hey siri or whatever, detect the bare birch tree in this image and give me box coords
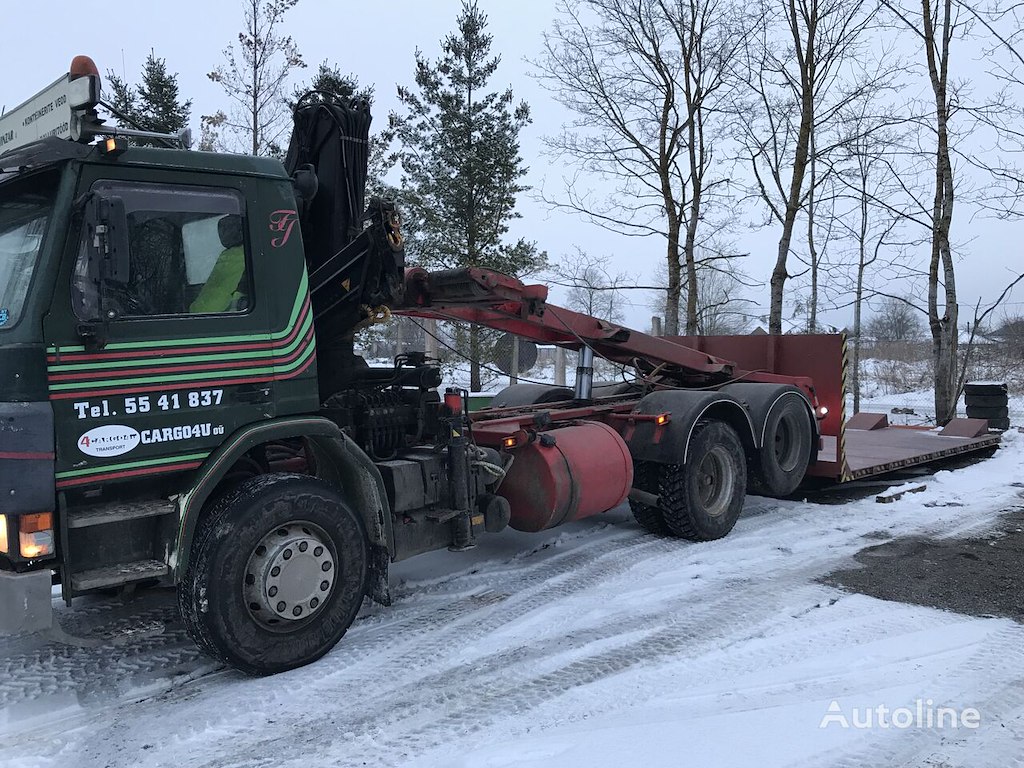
[534,0,748,334]
[835,129,903,411]
[206,0,305,156]
[647,246,754,333]
[737,0,881,335]
[871,0,972,423]
[549,248,632,323]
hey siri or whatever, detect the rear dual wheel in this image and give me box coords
[179,473,368,675]
[629,460,669,535]
[748,397,813,498]
[631,420,748,542]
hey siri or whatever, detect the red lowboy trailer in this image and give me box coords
[397,266,999,514]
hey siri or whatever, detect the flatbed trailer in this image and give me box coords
[669,333,1000,482]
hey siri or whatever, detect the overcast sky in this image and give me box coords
[2,0,1021,330]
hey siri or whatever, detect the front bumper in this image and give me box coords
[0,569,52,634]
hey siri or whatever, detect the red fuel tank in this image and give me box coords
[500,421,634,532]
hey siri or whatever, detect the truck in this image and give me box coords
[0,57,1000,675]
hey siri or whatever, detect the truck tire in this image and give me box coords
[749,397,812,497]
[964,394,1007,408]
[659,420,747,541]
[965,406,1009,420]
[178,473,368,675]
[629,460,668,534]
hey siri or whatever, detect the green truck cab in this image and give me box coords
[0,60,511,674]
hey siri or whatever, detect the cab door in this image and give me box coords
[44,169,276,492]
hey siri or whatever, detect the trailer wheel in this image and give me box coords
[178,473,368,675]
[659,420,747,541]
[629,460,668,534]
[749,397,813,497]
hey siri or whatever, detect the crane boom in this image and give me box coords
[394,266,815,397]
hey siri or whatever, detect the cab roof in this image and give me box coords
[0,137,288,181]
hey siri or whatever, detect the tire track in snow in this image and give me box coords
[182,574,815,768]
[213,573,934,767]
[174,493,1024,768]
[806,622,1024,768]
[0,524,673,753]
[0,524,640,728]
[6,479,1022,767]
[0,498,791,743]
[161,532,910,767]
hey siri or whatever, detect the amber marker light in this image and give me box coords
[101,137,128,157]
[0,515,8,554]
[19,513,55,559]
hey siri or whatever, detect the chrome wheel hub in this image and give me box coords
[244,521,335,629]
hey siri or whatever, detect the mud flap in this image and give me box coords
[367,544,392,607]
[0,569,53,635]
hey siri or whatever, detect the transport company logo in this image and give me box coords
[269,209,298,248]
[78,423,221,457]
[78,425,141,457]
[0,308,8,326]
[819,699,981,729]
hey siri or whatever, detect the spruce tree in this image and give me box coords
[291,61,372,106]
[392,0,545,391]
[106,52,191,145]
[136,54,191,135]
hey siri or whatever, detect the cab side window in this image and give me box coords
[72,182,251,319]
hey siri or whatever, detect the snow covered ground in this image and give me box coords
[3,435,1024,768]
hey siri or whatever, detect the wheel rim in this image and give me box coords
[773,412,802,473]
[243,520,336,631]
[696,447,735,517]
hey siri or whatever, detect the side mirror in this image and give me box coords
[291,164,318,205]
[84,194,131,285]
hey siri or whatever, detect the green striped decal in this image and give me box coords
[46,271,316,396]
[51,308,313,371]
[55,451,211,481]
[48,271,309,357]
[47,311,314,391]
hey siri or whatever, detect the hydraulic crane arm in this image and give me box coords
[394,267,727,376]
[394,266,817,396]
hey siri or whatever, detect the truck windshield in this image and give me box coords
[0,179,54,330]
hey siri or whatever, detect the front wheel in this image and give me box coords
[178,473,368,675]
[659,420,747,541]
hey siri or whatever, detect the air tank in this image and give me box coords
[499,421,634,532]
